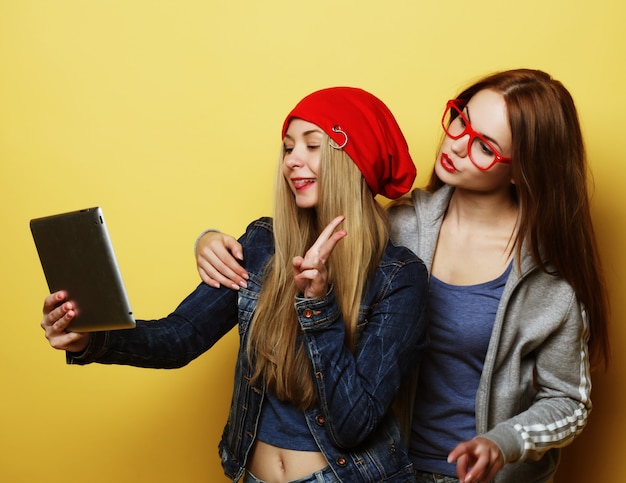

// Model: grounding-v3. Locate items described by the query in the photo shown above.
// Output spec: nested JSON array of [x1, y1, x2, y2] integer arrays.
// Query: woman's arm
[[56, 282, 239, 369], [450, 292, 592, 482], [488, 306, 591, 454], [42, 220, 273, 368]]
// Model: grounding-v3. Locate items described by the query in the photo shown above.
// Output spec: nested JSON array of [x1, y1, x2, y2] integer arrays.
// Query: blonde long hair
[[247, 136, 390, 409]]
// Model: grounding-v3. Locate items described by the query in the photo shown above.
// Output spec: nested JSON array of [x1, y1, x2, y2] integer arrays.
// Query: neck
[[431, 184, 520, 285], [445, 186, 519, 228]]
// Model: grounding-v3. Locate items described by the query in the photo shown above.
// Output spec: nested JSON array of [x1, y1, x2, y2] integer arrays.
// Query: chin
[[293, 193, 318, 209], [296, 203, 316, 209], [434, 163, 453, 181]]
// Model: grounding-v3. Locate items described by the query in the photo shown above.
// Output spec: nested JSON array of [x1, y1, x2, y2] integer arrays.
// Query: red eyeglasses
[[441, 99, 512, 171]]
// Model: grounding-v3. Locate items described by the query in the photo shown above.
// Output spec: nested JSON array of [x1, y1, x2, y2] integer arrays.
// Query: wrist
[[194, 228, 220, 254]]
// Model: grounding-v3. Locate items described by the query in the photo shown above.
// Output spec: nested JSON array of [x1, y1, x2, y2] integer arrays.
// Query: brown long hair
[[248, 136, 390, 409], [428, 68, 610, 369]]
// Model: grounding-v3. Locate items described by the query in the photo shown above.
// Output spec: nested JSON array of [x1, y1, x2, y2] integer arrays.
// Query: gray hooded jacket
[[389, 185, 592, 483]]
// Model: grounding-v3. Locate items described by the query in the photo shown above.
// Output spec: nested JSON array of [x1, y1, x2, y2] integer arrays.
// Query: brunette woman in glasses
[[193, 69, 610, 483]]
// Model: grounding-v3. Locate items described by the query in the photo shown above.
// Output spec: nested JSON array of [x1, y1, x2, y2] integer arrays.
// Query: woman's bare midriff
[[247, 440, 329, 483]]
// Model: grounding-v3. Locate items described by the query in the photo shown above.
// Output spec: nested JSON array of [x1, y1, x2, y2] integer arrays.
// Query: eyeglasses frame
[[441, 99, 512, 171]]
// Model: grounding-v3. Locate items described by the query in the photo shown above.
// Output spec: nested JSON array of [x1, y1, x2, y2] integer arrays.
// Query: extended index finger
[[311, 216, 345, 248], [307, 216, 347, 263]]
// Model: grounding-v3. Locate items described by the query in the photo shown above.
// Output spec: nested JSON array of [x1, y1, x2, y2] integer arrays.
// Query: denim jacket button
[[315, 414, 326, 426], [336, 456, 347, 467], [303, 309, 313, 318]]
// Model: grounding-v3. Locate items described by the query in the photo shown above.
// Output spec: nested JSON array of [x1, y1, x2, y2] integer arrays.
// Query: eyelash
[[478, 140, 494, 155], [283, 145, 320, 154], [456, 114, 496, 155]]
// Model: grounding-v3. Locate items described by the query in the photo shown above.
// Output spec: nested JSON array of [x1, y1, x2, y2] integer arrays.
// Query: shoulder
[[240, 217, 273, 243], [382, 239, 421, 263], [517, 246, 576, 300], [380, 240, 428, 281], [387, 186, 453, 262], [238, 218, 275, 265], [364, 242, 429, 312], [387, 191, 421, 250], [388, 187, 451, 227], [507, 259, 583, 332]]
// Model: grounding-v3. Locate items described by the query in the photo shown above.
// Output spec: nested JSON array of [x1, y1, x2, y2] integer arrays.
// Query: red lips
[[440, 153, 457, 173]]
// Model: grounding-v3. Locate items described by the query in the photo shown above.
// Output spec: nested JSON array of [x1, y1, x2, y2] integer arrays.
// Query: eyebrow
[[463, 106, 505, 150], [283, 129, 325, 141]]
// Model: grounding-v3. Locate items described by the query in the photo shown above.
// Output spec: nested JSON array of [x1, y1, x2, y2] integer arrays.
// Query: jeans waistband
[[244, 466, 338, 483], [413, 469, 459, 483]]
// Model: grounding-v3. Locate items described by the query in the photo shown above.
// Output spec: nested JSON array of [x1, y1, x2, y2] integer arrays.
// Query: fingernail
[[239, 281, 248, 289], [230, 283, 240, 291]]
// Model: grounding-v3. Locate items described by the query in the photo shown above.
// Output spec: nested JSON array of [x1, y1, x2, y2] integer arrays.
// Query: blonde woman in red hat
[[41, 87, 429, 482], [193, 69, 610, 483]]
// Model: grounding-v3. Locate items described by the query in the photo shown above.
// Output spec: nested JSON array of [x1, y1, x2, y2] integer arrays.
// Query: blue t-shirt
[[256, 391, 319, 451], [410, 263, 511, 475]]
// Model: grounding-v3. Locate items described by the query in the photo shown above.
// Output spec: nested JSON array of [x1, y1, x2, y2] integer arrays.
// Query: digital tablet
[[30, 207, 136, 332]]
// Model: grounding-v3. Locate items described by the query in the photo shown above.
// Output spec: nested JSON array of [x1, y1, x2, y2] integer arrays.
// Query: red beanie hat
[[281, 87, 416, 199]]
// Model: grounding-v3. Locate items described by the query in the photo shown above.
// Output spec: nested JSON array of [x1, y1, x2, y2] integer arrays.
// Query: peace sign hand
[[293, 215, 347, 298]]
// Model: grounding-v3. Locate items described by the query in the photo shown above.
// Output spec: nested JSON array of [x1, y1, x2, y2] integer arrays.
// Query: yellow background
[[1, 1, 624, 481]]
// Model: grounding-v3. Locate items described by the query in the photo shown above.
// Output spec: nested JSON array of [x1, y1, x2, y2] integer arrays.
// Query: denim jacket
[[69, 217, 429, 482]]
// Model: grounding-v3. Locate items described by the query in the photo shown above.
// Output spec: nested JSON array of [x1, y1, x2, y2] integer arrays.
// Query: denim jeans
[[414, 469, 459, 483], [243, 466, 340, 483]]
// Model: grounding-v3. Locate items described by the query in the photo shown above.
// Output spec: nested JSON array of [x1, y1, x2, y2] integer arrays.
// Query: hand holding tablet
[[30, 207, 136, 332]]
